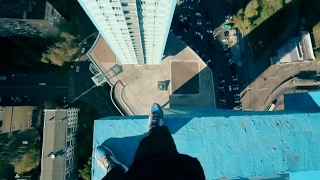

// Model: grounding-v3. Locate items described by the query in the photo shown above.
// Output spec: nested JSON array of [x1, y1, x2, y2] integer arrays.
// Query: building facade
[[0, 0, 64, 37], [77, 0, 177, 65], [40, 108, 79, 180]]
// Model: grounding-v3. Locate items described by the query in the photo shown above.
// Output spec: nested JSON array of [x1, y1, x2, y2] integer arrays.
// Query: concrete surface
[[92, 109, 320, 180], [241, 61, 320, 110], [87, 33, 216, 115]]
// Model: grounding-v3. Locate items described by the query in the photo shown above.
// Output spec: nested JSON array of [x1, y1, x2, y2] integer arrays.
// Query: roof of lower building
[[0, 0, 46, 19], [92, 92, 320, 179], [41, 109, 68, 180]]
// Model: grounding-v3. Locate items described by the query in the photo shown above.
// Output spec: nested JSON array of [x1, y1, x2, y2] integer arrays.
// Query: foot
[[148, 103, 164, 132], [95, 146, 128, 173]]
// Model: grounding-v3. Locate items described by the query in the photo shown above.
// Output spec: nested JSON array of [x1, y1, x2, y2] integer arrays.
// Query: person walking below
[[95, 103, 205, 180]]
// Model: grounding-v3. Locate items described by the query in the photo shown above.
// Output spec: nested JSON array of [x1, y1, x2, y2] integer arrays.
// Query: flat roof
[[0, 106, 36, 134], [41, 109, 68, 180], [92, 107, 320, 179], [0, 0, 46, 19]]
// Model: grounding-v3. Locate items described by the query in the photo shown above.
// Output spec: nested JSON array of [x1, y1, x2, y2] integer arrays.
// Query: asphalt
[[171, 1, 239, 109]]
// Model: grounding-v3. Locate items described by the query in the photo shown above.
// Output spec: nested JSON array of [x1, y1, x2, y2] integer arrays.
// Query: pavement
[[241, 61, 320, 111], [87, 33, 216, 115]]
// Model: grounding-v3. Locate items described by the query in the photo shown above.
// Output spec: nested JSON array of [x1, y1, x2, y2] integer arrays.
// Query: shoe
[[148, 103, 164, 132], [95, 146, 128, 173]]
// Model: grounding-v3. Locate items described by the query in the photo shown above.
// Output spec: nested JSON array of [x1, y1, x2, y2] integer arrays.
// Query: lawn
[[232, 0, 299, 60], [313, 22, 320, 48]]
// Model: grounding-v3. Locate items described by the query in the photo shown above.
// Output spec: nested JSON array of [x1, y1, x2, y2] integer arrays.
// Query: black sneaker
[[95, 146, 128, 173], [148, 103, 164, 132]]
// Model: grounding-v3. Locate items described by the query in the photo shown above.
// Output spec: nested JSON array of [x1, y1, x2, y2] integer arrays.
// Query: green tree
[[244, 0, 259, 19], [11, 149, 40, 174], [41, 32, 80, 66], [78, 158, 92, 180]]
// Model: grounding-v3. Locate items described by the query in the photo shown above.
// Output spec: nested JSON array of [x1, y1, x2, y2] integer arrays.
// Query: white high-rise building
[[78, 0, 177, 65]]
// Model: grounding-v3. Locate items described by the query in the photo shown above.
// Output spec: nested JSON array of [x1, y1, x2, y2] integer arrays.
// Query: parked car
[[228, 85, 232, 91], [232, 75, 238, 81], [39, 83, 46, 86], [225, 15, 232, 22], [233, 85, 239, 91], [195, 12, 201, 16], [197, 22, 202, 25], [81, 48, 85, 54], [76, 66, 80, 72]]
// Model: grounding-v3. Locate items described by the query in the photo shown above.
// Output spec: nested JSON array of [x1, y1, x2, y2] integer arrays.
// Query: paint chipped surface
[[92, 113, 320, 180]]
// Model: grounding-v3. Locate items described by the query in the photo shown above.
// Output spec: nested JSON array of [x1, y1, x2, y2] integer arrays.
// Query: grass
[[312, 21, 320, 48], [232, 0, 300, 60], [314, 48, 320, 60]]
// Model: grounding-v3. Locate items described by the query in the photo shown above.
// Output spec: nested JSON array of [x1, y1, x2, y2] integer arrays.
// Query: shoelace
[[100, 156, 113, 172]]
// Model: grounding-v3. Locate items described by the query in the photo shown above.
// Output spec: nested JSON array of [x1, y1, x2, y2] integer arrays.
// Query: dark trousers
[[102, 126, 177, 180]]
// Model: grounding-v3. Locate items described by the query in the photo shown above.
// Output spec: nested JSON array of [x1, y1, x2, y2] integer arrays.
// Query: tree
[[244, 0, 259, 19], [78, 158, 92, 180], [41, 32, 80, 66], [11, 149, 40, 174]]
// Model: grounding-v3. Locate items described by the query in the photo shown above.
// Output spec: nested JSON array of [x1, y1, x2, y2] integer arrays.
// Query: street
[[171, 1, 241, 109]]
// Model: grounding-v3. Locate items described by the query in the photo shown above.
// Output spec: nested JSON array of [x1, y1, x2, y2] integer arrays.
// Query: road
[[0, 68, 70, 106], [241, 61, 320, 110], [172, 1, 240, 109]]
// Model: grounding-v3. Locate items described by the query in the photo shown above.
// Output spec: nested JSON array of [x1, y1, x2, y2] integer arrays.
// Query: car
[[225, 15, 232, 22], [195, 12, 201, 16], [228, 85, 232, 91], [170, 29, 173, 32], [235, 100, 241, 104], [81, 48, 85, 54], [234, 94, 240, 98], [39, 83, 46, 86], [188, 6, 194, 9], [189, 44, 193, 48], [177, 36, 182, 38], [223, 24, 232, 29], [183, 29, 188, 32], [220, 99, 226, 103], [228, 59, 233, 65], [223, 45, 229, 50], [220, 80, 225, 83], [206, 22, 211, 25], [197, 22, 202, 25], [224, 53, 230, 56], [207, 30, 213, 33], [232, 75, 238, 81], [200, 35, 203, 39], [195, 32, 201, 35], [76, 66, 80, 72], [233, 86, 239, 91]]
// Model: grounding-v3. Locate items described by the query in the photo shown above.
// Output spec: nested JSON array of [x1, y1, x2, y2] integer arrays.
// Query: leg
[[133, 103, 178, 162], [101, 166, 126, 180], [134, 126, 178, 162], [95, 146, 128, 180]]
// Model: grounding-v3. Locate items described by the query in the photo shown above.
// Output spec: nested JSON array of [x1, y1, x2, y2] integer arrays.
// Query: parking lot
[[171, 0, 243, 109]]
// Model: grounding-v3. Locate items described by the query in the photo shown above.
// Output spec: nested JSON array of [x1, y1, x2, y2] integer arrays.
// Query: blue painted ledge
[[92, 111, 320, 180]]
